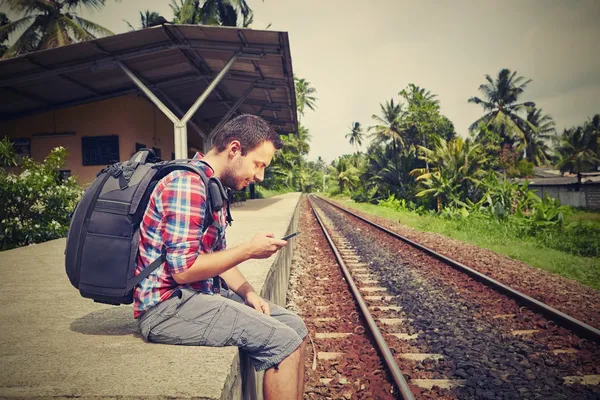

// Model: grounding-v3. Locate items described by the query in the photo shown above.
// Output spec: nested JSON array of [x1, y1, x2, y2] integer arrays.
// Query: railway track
[[294, 195, 600, 399]]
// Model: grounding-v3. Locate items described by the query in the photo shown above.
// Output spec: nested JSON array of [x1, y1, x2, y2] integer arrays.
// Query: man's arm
[[172, 244, 250, 284], [220, 266, 256, 299], [172, 233, 287, 285]]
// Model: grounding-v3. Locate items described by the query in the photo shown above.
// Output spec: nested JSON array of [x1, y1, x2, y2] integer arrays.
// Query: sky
[[3, 0, 600, 163]]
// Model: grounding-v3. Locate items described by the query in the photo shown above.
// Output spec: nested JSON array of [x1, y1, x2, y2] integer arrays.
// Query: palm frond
[[72, 16, 113, 37]]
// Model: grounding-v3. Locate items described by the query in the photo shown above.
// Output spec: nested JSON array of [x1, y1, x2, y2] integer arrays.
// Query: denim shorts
[[138, 288, 307, 371]]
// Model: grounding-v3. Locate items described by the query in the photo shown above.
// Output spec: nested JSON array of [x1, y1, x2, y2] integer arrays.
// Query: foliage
[[0, 0, 113, 59], [294, 76, 318, 121], [170, 0, 254, 27], [555, 115, 600, 175], [0, 12, 10, 57], [0, 146, 83, 251], [0, 136, 17, 167], [518, 106, 555, 165], [410, 137, 488, 210], [125, 10, 166, 30], [468, 68, 535, 145], [345, 122, 364, 153]]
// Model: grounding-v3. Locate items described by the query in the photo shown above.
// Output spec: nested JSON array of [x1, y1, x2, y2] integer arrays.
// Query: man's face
[[221, 140, 276, 190]]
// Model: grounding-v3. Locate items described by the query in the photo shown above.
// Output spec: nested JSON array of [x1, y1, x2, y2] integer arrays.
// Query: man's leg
[[226, 291, 308, 399], [141, 289, 306, 400], [263, 342, 303, 400], [296, 337, 307, 399]]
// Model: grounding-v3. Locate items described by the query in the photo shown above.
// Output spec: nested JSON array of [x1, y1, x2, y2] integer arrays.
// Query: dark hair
[[212, 114, 283, 154]]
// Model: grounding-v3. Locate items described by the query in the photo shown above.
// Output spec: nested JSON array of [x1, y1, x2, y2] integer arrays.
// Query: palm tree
[[0, 12, 10, 57], [294, 76, 317, 121], [170, 0, 254, 26], [331, 155, 360, 193], [518, 107, 555, 165], [400, 83, 439, 106], [556, 125, 600, 178], [468, 68, 535, 145], [369, 99, 405, 147], [411, 137, 488, 210], [0, 0, 113, 59], [369, 99, 406, 186], [125, 10, 167, 30], [345, 122, 364, 153]]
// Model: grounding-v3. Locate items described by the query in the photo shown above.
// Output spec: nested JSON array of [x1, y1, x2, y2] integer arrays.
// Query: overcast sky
[[4, 0, 599, 163]]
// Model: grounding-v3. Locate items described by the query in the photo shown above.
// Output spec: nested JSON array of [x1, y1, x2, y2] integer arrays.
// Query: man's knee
[[286, 313, 307, 338]]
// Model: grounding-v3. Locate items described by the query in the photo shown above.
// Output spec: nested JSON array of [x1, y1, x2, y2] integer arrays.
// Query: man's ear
[[228, 140, 242, 158]]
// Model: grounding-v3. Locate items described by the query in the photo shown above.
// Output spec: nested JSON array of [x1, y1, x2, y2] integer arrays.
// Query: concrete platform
[[0, 193, 302, 400]]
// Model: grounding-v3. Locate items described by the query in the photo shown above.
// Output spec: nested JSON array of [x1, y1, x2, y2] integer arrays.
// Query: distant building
[[524, 167, 600, 209]]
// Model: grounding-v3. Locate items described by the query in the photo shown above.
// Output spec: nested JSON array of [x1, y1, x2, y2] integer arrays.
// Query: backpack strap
[[127, 247, 165, 291]]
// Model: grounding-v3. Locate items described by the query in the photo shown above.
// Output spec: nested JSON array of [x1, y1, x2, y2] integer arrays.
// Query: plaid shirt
[[134, 153, 227, 319]]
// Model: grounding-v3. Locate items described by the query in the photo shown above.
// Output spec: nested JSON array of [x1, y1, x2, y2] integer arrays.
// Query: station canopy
[[0, 24, 298, 140]]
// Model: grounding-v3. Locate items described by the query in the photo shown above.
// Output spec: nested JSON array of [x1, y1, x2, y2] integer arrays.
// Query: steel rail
[[308, 197, 415, 400], [314, 195, 600, 344]]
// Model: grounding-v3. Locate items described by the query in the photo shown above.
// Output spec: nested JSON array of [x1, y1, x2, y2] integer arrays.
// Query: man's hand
[[245, 232, 287, 259], [245, 291, 271, 316]]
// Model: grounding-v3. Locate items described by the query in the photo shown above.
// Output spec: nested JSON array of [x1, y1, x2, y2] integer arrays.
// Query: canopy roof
[[0, 24, 298, 135]]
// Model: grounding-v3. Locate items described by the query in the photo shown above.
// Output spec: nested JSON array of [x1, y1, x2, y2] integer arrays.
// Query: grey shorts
[[138, 288, 308, 371]]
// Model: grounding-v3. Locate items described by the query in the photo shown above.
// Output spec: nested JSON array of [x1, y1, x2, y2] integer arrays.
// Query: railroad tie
[[369, 305, 402, 311], [552, 349, 578, 355], [315, 333, 353, 339], [317, 352, 345, 360], [400, 353, 444, 361], [364, 295, 394, 301], [411, 379, 466, 390], [563, 375, 600, 386], [360, 286, 388, 293], [511, 329, 541, 336], [388, 333, 419, 340], [319, 377, 349, 385], [379, 318, 405, 325]]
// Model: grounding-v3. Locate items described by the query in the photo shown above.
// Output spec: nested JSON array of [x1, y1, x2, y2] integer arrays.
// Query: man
[[134, 115, 307, 400]]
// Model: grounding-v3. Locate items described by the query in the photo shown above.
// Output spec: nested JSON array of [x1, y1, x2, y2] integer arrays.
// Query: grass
[[566, 209, 600, 223], [329, 197, 600, 291]]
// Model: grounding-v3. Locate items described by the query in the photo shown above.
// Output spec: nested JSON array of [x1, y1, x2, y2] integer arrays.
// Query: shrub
[[516, 159, 534, 178], [0, 146, 83, 250]]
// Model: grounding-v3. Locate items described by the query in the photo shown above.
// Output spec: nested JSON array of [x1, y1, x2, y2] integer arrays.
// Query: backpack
[[65, 149, 232, 306]]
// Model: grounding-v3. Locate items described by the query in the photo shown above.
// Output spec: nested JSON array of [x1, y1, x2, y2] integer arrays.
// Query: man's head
[[211, 114, 284, 190]]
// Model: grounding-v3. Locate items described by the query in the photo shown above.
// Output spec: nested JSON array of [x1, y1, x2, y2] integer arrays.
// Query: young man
[[134, 115, 307, 400]]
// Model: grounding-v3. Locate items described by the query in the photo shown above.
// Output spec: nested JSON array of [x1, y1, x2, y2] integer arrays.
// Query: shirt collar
[[191, 152, 214, 177]]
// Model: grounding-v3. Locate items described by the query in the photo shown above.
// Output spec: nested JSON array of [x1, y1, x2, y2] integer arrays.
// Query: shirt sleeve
[[156, 172, 207, 275]]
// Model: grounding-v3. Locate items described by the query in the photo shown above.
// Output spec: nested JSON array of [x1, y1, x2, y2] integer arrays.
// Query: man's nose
[[254, 170, 264, 183]]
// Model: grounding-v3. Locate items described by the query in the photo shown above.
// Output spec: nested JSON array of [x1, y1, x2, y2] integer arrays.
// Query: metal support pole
[[208, 82, 256, 142], [117, 52, 240, 159], [182, 52, 240, 124], [116, 61, 179, 124], [175, 123, 187, 159]]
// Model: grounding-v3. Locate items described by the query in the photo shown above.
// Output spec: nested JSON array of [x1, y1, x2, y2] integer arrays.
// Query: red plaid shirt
[[133, 153, 227, 318]]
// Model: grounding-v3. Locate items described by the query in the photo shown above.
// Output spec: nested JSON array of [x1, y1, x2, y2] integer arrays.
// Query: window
[[82, 135, 119, 166]]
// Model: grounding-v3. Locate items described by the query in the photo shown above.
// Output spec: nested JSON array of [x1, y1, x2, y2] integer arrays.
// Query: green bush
[[517, 159, 534, 177], [0, 146, 83, 251]]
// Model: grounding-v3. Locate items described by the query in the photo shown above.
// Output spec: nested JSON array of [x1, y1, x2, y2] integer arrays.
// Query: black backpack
[[65, 149, 232, 305]]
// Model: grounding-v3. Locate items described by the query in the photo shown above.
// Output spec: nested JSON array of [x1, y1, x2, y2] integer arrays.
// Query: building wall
[[586, 186, 600, 209], [1, 94, 206, 185], [531, 185, 600, 209]]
